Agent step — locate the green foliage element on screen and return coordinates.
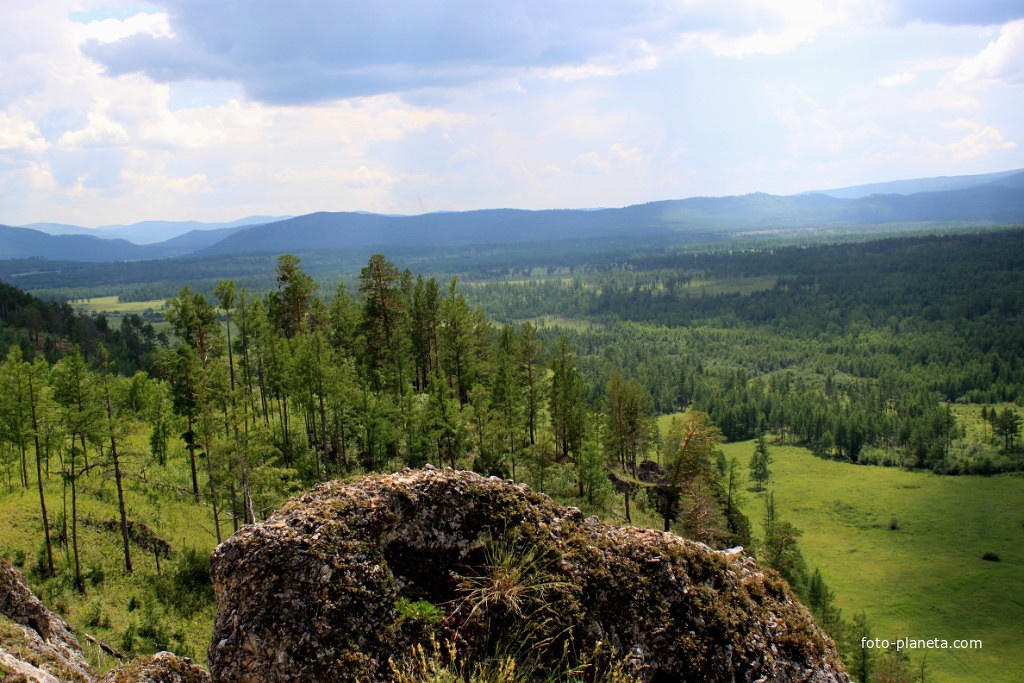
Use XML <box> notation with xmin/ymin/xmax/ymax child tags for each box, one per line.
<box><xmin>760</xmin><ymin>492</ymin><xmax>807</xmax><ymax>590</ymax></box>
<box><xmin>748</xmin><ymin>434</ymin><xmax>772</xmax><ymax>491</ymax></box>
<box><xmin>396</xmin><ymin>597</ymin><xmax>444</xmax><ymax>626</ymax></box>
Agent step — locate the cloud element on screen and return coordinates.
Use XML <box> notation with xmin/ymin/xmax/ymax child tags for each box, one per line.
<box><xmin>889</xmin><ymin>0</ymin><xmax>1024</xmax><ymax>26</ymax></box>
<box><xmin>58</xmin><ymin>108</ymin><xmax>132</xmax><ymax>148</ymax></box>
<box><xmin>879</xmin><ymin>71</ymin><xmax>917</xmax><ymax>87</ymax></box>
<box><xmin>930</xmin><ymin>119</ymin><xmax>1016</xmax><ymax>160</ymax></box>
<box><xmin>2</xmin><ymin>1</ymin><xmax>1023</xmax><ymax>226</ymax></box>
<box><xmin>948</xmin><ymin>19</ymin><xmax>1024</xmax><ymax>86</ymax></box>
<box><xmin>71</xmin><ymin>11</ymin><xmax>173</xmax><ymax>44</ymax></box>
<box><xmin>82</xmin><ymin>0</ymin><xmax>666</xmax><ymax>104</ymax></box>
<box><xmin>0</xmin><ymin>114</ymin><xmax>49</xmax><ymax>153</ymax></box>
<box><xmin>571</xmin><ymin>143</ymin><xmax>645</xmax><ymax>174</ymax></box>
<box><xmin>692</xmin><ymin>25</ymin><xmax>818</xmax><ymax>58</ymax></box>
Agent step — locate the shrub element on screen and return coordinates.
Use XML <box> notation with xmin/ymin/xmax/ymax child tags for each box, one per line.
<box><xmin>153</xmin><ymin>546</ymin><xmax>215</xmax><ymax>617</ymax></box>
<box><xmin>82</xmin><ymin>598</ymin><xmax>111</xmax><ymax>628</ymax></box>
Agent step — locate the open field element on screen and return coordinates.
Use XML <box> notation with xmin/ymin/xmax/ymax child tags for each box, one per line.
<box><xmin>70</xmin><ymin>296</ymin><xmax>167</xmax><ymax>317</ymax></box>
<box><xmin>676</xmin><ymin>274</ymin><xmax>776</xmax><ymax>296</ymax></box>
<box><xmin>723</xmin><ymin>440</ymin><xmax>1024</xmax><ymax>683</ymax></box>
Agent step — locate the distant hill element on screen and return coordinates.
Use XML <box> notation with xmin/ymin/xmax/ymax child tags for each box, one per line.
<box><xmin>3</xmin><ymin>170</ymin><xmax>1022</xmax><ymax>263</ymax></box>
<box><xmin>147</xmin><ymin>225</ymin><xmax>252</xmax><ymax>256</ymax></box>
<box><xmin>21</xmin><ymin>215</ymin><xmax>287</xmax><ymax>245</ymax></box>
<box><xmin>0</xmin><ymin>225</ymin><xmax>152</xmax><ymax>262</ymax></box>
<box><xmin>805</xmin><ymin>168</ymin><xmax>1024</xmax><ymax>198</ymax></box>
<box><xmin>199</xmin><ymin>178</ymin><xmax>1024</xmax><ymax>256</ymax></box>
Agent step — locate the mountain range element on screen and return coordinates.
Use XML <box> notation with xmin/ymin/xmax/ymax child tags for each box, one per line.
<box><xmin>2</xmin><ymin>169</ymin><xmax>1022</xmax><ymax>263</ymax></box>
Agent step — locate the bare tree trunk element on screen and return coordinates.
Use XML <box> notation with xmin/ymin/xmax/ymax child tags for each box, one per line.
<box><xmin>187</xmin><ymin>414</ymin><xmax>200</xmax><ymax>502</ymax></box>
<box><xmin>28</xmin><ymin>370</ymin><xmax>54</xmax><ymax>578</ymax></box>
<box><xmin>204</xmin><ymin>429</ymin><xmax>222</xmax><ymax>544</ymax></box>
<box><xmin>70</xmin><ymin>440</ymin><xmax>83</xmax><ymax>593</ymax></box>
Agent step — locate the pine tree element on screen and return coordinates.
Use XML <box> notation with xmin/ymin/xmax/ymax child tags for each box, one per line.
<box><xmin>749</xmin><ymin>433</ymin><xmax>772</xmax><ymax>492</ymax></box>
<box><xmin>359</xmin><ymin>254</ymin><xmax>405</xmax><ymax>393</ymax></box>
<box><xmin>761</xmin><ymin>492</ymin><xmax>807</xmax><ymax>589</ymax></box>
<box><xmin>549</xmin><ymin>335</ymin><xmax>587</xmax><ymax>496</ymax></box>
<box><xmin>270</xmin><ymin>254</ymin><xmax>317</xmax><ymax>338</ymax></box>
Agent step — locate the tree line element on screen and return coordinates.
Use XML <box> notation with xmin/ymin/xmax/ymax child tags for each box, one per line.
<box><xmin>1</xmin><ymin>253</ymin><xmax>759</xmax><ymax>597</ymax></box>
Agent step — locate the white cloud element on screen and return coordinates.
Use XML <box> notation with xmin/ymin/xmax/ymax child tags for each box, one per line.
<box><xmin>27</xmin><ymin>162</ymin><xmax>56</xmax><ymax>190</ymax></box>
<box><xmin>879</xmin><ymin>71</ymin><xmax>917</xmax><ymax>87</ymax></box>
<box><xmin>693</xmin><ymin>25</ymin><xmax>819</xmax><ymax>58</ymax></box>
<box><xmin>0</xmin><ymin>114</ymin><xmax>48</xmax><ymax>152</ymax></box>
<box><xmin>948</xmin><ymin>19</ymin><xmax>1024</xmax><ymax>85</ymax></box>
<box><xmin>58</xmin><ymin>107</ymin><xmax>131</xmax><ymax>148</ymax></box>
<box><xmin>72</xmin><ymin>11</ymin><xmax>172</xmax><ymax>44</ymax></box>
<box><xmin>767</xmin><ymin>69</ymin><xmax>1017</xmax><ymax>180</ymax></box>
<box><xmin>931</xmin><ymin>119</ymin><xmax>1016</xmax><ymax>160</ymax></box>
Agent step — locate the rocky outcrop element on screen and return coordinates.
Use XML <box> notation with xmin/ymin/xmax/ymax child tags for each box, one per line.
<box><xmin>209</xmin><ymin>467</ymin><xmax>849</xmax><ymax>682</ymax></box>
<box><xmin>0</xmin><ymin>559</ymin><xmax>93</xmax><ymax>683</ymax></box>
<box><xmin>98</xmin><ymin>652</ymin><xmax>209</xmax><ymax>683</ymax></box>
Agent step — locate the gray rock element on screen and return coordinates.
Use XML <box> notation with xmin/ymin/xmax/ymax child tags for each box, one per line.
<box><xmin>98</xmin><ymin>651</ymin><xmax>210</xmax><ymax>683</ymax></box>
<box><xmin>0</xmin><ymin>558</ymin><xmax>93</xmax><ymax>683</ymax></box>
<box><xmin>209</xmin><ymin>468</ymin><xmax>850</xmax><ymax>682</ymax></box>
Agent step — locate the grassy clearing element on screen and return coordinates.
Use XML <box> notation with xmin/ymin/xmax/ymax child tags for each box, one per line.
<box><xmin>679</xmin><ymin>274</ymin><xmax>776</xmax><ymax>296</ymax></box>
<box><xmin>723</xmin><ymin>440</ymin><xmax>1024</xmax><ymax>683</ymax></box>
<box><xmin>521</xmin><ymin>315</ymin><xmax>602</xmax><ymax>331</ymax></box>
<box><xmin>949</xmin><ymin>402</ymin><xmax>1023</xmax><ymax>444</ymax></box>
<box><xmin>70</xmin><ymin>296</ymin><xmax>167</xmax><ymax>317</ymax></box>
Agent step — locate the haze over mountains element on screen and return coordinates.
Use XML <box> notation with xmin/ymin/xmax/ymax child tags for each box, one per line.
<box><xmin>3</xmin><ymin>169</ymin><xmax>1022</xmax><ymax>263</ymax></box>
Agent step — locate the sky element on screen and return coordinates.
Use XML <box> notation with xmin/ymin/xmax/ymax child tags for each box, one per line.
<box><xmin>1</xmin><ymin>0</ymin><xmax>1022</xmax><ymax>227</ymax></box>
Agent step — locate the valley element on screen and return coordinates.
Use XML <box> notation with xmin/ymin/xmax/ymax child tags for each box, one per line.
<box><xmin>0</xmin><ymin>180</ymin><xmax>1022</xmax><ymax>681</ymax></box>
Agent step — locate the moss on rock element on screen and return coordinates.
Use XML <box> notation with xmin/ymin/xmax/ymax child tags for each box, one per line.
<box><xmin>97</xmin><ymin>652</ymin><xmax>209</xmax><ymax>683</ymax></box>
<box><xmin>209</xmin><ymin>468</ymin><xmax>849</xmax><ymax>682</ymax></box>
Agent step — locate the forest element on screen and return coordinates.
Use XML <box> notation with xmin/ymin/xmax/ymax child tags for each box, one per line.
<box><xmin>0</xmin><ymin>227</ymin><xmax>1022</xmax><ymax>681</ymax></box>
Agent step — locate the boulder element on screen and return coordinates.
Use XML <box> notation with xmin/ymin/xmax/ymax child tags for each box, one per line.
<box><xmin>0</xmin><ymin>558</ymin><xmax>93</xmax><ymax>683</ymax></box>
<box><xmin>209</xmin><ymin>468</ymin><xmax>849</xmax><ymax>682</ymax></box>
<box><xmin>98</xmin><ymin>652</ymin><xmax>209</xmax><ymax>683</ymax></box>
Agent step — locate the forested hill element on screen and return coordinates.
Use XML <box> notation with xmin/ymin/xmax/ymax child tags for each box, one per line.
<box><xmin>197</xmin><ymin>174</ymin><xmax>1024</xmax><ymax>255</ymax></box>
<box><xmin>2</xmin><ymin>168</ymin><xmax>1022</xmax><ymax>263</ymax></box>
<box><xmin>0</xmin><ymin>225</ymin><xmax>149</xmax><ymax>262</ymax></box>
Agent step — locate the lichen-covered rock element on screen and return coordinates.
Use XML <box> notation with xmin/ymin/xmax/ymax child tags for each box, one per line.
<box><xmin>0</xmin><ymin>559</ymin><xmax>93</xmax><ymax>683</ymax></box>
<box><xmin>98</xmin><ymin>652</ymin><xmax>209</xmax><ymax>683</ymax></box>
<box><xmin>209</xmin><ymin>468</ymin><xmax>850</xmax><ymax>682</ymax></box>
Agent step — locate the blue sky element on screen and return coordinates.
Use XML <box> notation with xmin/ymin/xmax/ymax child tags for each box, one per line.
<box><xmin>1</xmin><ymin>0</ymin><xmax>1022</xmax><ymax>226</ymax></box>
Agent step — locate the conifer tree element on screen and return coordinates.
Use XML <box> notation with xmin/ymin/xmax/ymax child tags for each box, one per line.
<box><xmin>51</xmin><ymin>348</ymin><xmax>102</xmax><ymax>592</ymax></box>
<box><xmin>749</xmin><ymin>433</ymin><xmax>772</xmax><ymax>492</ymax></box>
<box><xmin>549</xmin><ymin>335</ymin><xmax>587</xmax><ymax>495</ymax></box>
<box><xmin>359</xmin><ymin>254</ymin><xmax>404</xmax><ymax>393</ymax></box>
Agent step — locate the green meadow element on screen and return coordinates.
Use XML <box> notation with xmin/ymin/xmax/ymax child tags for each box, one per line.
<box><xmin>723</xmin><ymin>440</ymin><xmax>1024</xmax><ymax>683</ymax></box>
<box><xmin>70</xmin><ymin>295</ymin><xmax>167</xmax><ymax>316</ymax></box>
